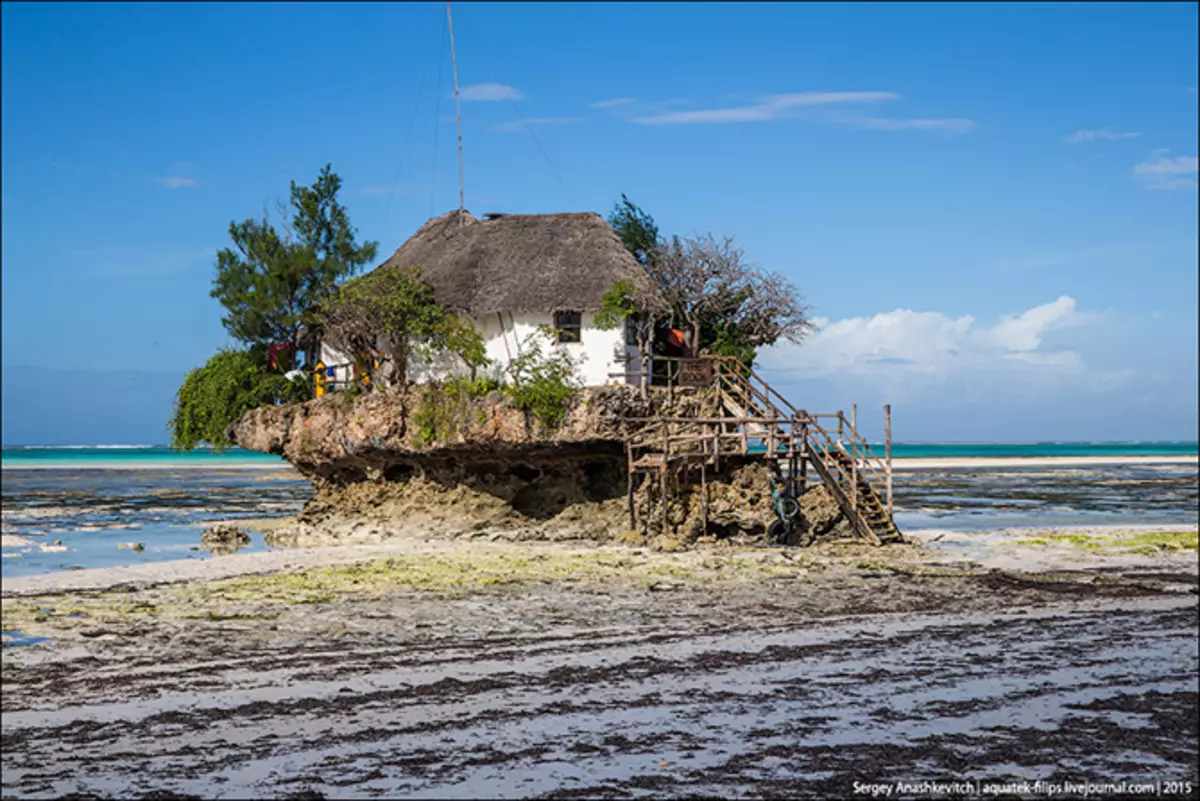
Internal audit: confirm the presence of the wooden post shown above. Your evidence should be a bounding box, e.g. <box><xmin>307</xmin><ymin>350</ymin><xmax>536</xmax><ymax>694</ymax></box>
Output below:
<box><xmin>626</xmin><ymin>441</ymin><xmax>636</xmax><ymax>530</ymax></box>
<box><xmin>850</xmin><ymin>405</ymin><xmax>858</xmax><ymax>513</ymax></box>
<box><xmin>798</xmin><ymin>420</ymin><xmax>809</xmax><ymax>494</ymax></box>
<box><xmin>700</xmin><ymin>460</ymin><xmax>708</xmax><ymax>535</ymax></box>
<box><xmin>659</xmin><ymin>465</ymin><xmax>668</xmax><ymax>534</ymax></box>
<box><xmin>884</xmin><ymin>403</ymin><xmax>893</xmax><ymax>517</ymax></box>
<box><xmin>661</xmin><ymin>426</ymin><xmax>670</xmax><ymax>534</ymax></box>
<box><xmin>712</xmin><ymin>428</ymin><xmax>720</xmax><ymax>474</ymax></box>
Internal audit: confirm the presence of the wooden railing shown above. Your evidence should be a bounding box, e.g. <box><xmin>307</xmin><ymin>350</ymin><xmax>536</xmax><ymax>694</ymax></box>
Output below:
<box><xmin>795</xmin><ymin>423</ymin><xmax>881</xmax><ymax>545</ymax></box>
<box><xmin>617</xmin><ymin>350</ymin><xmax>898</xmax><ymax>539</ymax></box>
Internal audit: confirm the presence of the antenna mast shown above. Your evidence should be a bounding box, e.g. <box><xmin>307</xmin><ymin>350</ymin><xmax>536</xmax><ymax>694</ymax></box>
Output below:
<box><xmin>446</xmin><ymin>1</ymin><xmax>464</xmax><ymax>213</ymax></box>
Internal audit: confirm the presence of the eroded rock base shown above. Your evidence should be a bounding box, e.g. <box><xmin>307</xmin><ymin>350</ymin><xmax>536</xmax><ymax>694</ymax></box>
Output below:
<box><xmin>264</xmin><ymin>453</ymin><xmax>857</xmax><ymax>551</ymax></box>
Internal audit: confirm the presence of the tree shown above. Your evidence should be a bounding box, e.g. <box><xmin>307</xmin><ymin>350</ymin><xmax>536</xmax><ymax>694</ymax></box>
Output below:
<box><xmin>607</xmin><ymin>196</ymin><xmax>815</xmax><ymax>366</ymax></box>
<box><xmin>318</xmin><ymin>265</ymin><xmax>489</xmax><ymax>386</ymax></box>
<box><xmin>210</xmin><ymin>164</ymin><xmax>379</xmax><ymax>359</ymax></box>
<box><xmin>652</xmin><ymin>233</ymin><xmax>815</xmax><ymax>358</ymax></box>
<box><xmin>504</xmin><ymin>327</ymin><xmax>581</xmax><ymax>429</ymax></box>
<box><xmin>607</xmin><ymin>193</ymin><xmax>660</xmax><ymax>269</ymax></box>
<box><xmin>170</xmin><ymin>348</ymin><xmax>309</xmax><ymax>452</ymax></box>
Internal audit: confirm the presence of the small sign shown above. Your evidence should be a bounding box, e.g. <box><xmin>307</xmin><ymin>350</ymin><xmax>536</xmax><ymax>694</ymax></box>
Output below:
<box><xmin>677</xmin><ymin>358</ymin><xmax>712</xmax><ymax>387</ymax></box>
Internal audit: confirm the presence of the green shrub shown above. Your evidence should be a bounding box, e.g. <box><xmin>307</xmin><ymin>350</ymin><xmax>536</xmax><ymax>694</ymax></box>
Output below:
<box><xmin>595</xmin><ymin>279</ymin><xmax>638</xmax><ymax>330</ymax></box>
<box><xmin>445</xmin><ymin>375</ymin><xmax>503</xmax><ymax>399</ymax></box>
<box><xmin>320</xmin><ymin>265</ymin><xmax>489</xmax><ymax>387</ymax></box>
<box><xmin>504</xmin><ymin>328</ymin><xmax>581</xmax><ymax>430</ymax></box>
<box><xmin>170</xmin><ymin>348</ymin><xmax>310</xmax><ymax>452</ymax></box>
<box><xmin>411</xmin><ymin>376</ymin><xmax>504</xmax><ymax>447</ymax></box>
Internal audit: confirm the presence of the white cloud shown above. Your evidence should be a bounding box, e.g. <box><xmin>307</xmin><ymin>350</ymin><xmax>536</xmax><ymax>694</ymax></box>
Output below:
<box><xmin>1132</xmin><ymin>153</ymin><xmax>1199</xmax><ymax>190</ymax></box>
<box><xmin>751</xmin><ymin>298</ymin><xmax>1193</xmax><ymax>441</ymax></box>
<box><xmin>757</xmin><ymin>296</ymin><xmax>1105</xmax><ymax>388</ymax></box>
<box><xmin>154</xmin><ymin>176</ymin><xmax>197</xmax><ymax>189</ymax></box>
<box><xmin>1066</xmin><ymin>129</ymin><xmax>1141</xmax><ymax>143</ymax></box>
<box><xmin>843</xmin><ymin>116</ymin><xmax>976</xmax><ymax>133</ymax></box>
<box><xmin>627</xmin><ymin>92</ymin><xmax>974</xmax><ymax>133</ymax></box>
<box><xmin>632</xmin><ymin>91</ymin><xmax>901</xmax><ymax>125</ymax></box>
<box><xmin>457</xmin><ymin>83</ymin><xmax>523</xmax><ymax>102</ymax></box>
<box><xmin>490</xmin><ymin>117</ymin><xmax>581</xmax><ymax>133</ymax></box>
<box><xmin>589</xmin><ymin>97</ymin><xmax>636</xmax><ymax>109</ymax></box>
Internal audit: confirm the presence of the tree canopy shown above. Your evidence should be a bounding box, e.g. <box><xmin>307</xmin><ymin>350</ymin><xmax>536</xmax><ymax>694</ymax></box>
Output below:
<box><xmin>170</xmin><ymin>347</ymin><xmax>309</xmax><ymax>452</ymax></box>
<box><xmin>172</xmin><ymin>164</ymin><xmax>375</xmax><ymax>451</ymax></box>
<box><xmin>607</xmin><ymin>196</ymin><xmax>815</xmax><ymax>365</ymax></box>
<box><xmin>210</xmin><ymin>164</ymin><xmax>379</xmax><ymax>354</ymax></box>
<box><xmin>607</xmin><ymin>193</ymin><xmax>661</xmax><ymax>269</ymax></box>
<box><xmin>318</xmin><ymin>265</ymin><xmax>488</xmax><ymax>386</ymax></box>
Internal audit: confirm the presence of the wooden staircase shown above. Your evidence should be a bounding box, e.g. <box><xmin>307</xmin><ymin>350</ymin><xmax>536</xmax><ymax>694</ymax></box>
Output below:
<box><xmin>623</xmin><ymin>356</ymin><xmax>902</xmax><ymax>545</ymax></box>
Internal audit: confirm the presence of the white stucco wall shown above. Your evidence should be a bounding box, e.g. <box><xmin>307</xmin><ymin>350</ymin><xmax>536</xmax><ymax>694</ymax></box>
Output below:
<box><xmin>319</xmin><ymin>311</ymin><xmax>636</xmax><ymax>389</ymax></box>
<box><xmin>316</xmin><ymin>342</ymin><xmax>356</xmax><ymax>388</ymax></box>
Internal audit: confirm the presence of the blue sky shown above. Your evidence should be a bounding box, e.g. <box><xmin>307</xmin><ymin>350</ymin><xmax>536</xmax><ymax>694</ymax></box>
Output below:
<box><xmin>2</xmin><ymin>2</ymin><xmax>1196</xmax><ymax>445</ymax></box>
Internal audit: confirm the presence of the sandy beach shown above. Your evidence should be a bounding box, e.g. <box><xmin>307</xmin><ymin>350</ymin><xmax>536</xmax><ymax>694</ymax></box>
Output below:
<box><xmin>2</xmin><ymin>524</ymin><xmax>1196</xmax><ymax>799</ymax></box>
<box><xmin>2</xmin><ymin>457</ymin><xmax>1196</xmax><ymax>798</ymax></box>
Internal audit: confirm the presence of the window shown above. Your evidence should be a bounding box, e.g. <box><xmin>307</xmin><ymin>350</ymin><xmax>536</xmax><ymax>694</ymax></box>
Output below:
<box><xmin>625</xmin><ymin>314</ymin><xmax>641</xmax><ymax>345</ymax></box>
<box><xmin>554</xmin><ymin>310</ymin><xmax>582</xmax><ymax>343</ymax></box>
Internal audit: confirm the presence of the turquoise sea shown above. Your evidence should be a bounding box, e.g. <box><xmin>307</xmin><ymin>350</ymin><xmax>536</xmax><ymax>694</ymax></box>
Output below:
<box><xmin>2</xmin><ymin>442</ymin><xmax>1196</xmax><ymax>469</ymax></box>
<box><xmin>2</xmin><ymin>446</ymin><xmax>287</xmax><ymax>469</ymax></box>
<box><xmin>1</xmin><ymin>442</ymin><xmax>1196</xmax><ymax>581</ymax></box>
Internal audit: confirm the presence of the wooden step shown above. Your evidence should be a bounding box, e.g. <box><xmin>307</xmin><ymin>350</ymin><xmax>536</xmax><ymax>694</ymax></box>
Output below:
<box><xmin>631</xmin><ymin>454</ymin><xmax>667</xmax><ymax>470</ymax></box>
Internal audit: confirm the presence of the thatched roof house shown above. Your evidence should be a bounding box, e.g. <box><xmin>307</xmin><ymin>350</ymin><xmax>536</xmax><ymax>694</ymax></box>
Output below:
<box><xmin>317</xmin><ymin>209</ymin><xmax>666</xmax><ymax>389</ymax></box>
<box><xmin>374</xmin><ymin>209</ymin><xmax>666</xmax><ymax>316</ymax></box>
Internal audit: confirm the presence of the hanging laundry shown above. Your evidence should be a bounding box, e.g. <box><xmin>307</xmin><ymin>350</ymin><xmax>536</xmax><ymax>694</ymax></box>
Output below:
<box><xmin>268</xmin><ymin>342</ymin><xmax>294</xmax><ymax>370</ymax></box>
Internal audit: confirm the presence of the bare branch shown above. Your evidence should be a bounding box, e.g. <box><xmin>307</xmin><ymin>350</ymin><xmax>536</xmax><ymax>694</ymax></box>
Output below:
<box><xmin>647</xmin><ymin>233</ymin><xmax>814</xmax><ymax>354</ymax></box>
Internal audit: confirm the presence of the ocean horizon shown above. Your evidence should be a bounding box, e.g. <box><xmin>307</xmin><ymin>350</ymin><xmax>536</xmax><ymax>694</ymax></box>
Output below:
<box><xmin>2</xmin><ymin>441</ymin><xmax>1197</xmax><ymax>469</ymax></box>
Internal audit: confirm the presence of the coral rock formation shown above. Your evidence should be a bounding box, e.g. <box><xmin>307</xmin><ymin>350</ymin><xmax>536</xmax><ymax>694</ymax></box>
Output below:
<box><xmin>232</xmin><ymin>385</ymin><xmax>848</xmax><ymax>549</ymax></box>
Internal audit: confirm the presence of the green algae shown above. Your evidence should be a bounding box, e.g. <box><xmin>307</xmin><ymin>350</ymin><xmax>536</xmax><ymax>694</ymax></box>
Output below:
<box><xmin>0</xmin><ymin>548</ymin><xmax>823</xmax><ymax>637</ymax></box>
<box><xmin>1011</xmin><ymin>530</ymin><xmax>1197</xmax><ymax>554</ymax></box>
<box><xmin>1101</xmin><ymin>530</ymin><xmax>1198</xmax><ymax>554</ymax></box>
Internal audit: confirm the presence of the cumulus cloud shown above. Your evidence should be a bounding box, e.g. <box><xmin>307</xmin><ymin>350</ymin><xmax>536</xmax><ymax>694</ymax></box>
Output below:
<box><xmin>757</xmin><ymin>296</ymin><xmax>1104</xmax><ymax>387</ymax></box>
<box><xmin>1066</xmin><ymin>129</ymin><xmax>1141</xmax><ymax>143</ymax></box>
<box><xmin>457</xmin><ymin>83</ymin><xmax>523</xmax><ymax>102</ymax></box>
<box><xmin>753</xmin><ymin>297</ymin><xmax>1192</xmax><ymax>441</ymax></box>
<box><xmin>1132</xmin><ymin>153</ymin><xmax>1199</xmax><ymax>190</ymax></box>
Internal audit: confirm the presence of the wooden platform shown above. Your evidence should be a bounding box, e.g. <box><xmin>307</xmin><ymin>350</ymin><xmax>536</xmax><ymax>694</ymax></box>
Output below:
<box><xmin>621</xmin><ymin>356</ymin><xmax>902</xmax><ymax>545</ymax></box>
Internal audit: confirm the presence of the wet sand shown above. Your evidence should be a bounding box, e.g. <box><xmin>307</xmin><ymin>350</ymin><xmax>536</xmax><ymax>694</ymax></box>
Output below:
<box><xmin>2</xmin><ymin>528</ymin><xmax>1197</xmax><ymax>799</ymax></box>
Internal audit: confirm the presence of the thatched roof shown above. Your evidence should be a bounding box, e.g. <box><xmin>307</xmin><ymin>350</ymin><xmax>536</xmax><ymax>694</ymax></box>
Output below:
<box><xmin>372</xmin><ymin>209</ymin><xmax>668</xmax><ymax>316</ymax></box>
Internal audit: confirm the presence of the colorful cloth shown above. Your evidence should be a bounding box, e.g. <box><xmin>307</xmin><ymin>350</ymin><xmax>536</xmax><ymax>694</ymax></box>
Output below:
<box><xmin>268</xmin><ymin>342</ymin><xmax>294</xmax><ymax>370</ymax></box>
